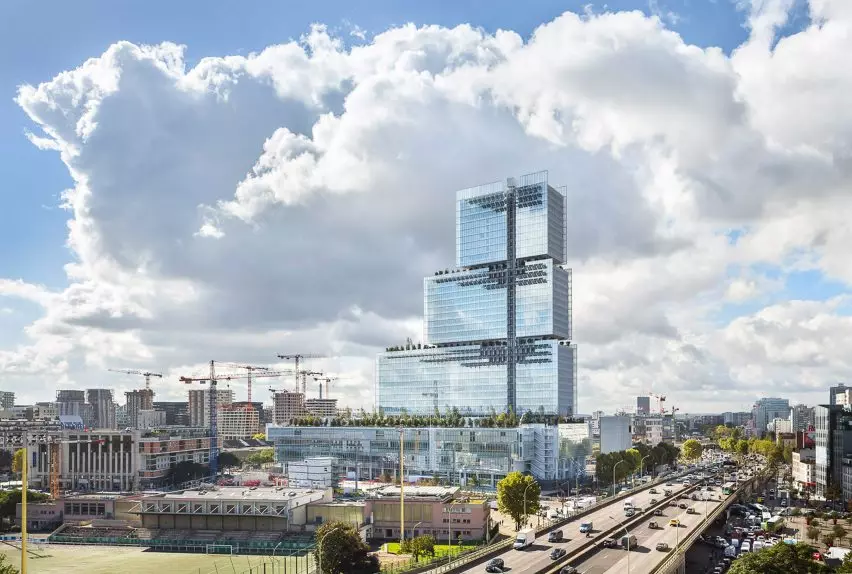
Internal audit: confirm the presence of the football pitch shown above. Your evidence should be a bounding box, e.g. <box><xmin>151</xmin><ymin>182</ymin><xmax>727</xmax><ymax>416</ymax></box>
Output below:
<box><xmin>0</xmin><ymin>544</ymin><xmax>316</xmax><ymax>574</ymax></box>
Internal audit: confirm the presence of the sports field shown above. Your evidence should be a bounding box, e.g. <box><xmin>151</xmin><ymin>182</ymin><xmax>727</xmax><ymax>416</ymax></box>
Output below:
<box><xmin>0</xmin><ymin>544</ymin><xmax>315</xmax><ymax>574</ymax></box>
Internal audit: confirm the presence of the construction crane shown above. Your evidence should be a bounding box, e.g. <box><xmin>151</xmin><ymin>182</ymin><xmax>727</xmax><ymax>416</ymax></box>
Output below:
<box><xmin>180</xmin><ymin>361</ymin><xmax>293</xmax><ymax>481</ymax></box>
<box><xmin>647</xmin><ymin>391</ymin><xmax>666</xmax><ymax>414</ymax></box>
<box><xmin>109</xmin><ymin>368</ymin><xmax>163</xmax><ymax>390</ymax></box>
<box><xmin>214</xmin><ymin>363</ymin><xmax>271</xmax><ymax>404</ymax></box>
<box><xmin>276</xmin><ymin>353</ymin><xmax>325</xmax><ymax>393</ymax></box>
<box><xmin>312</xmin><ymin>375</ymin><xmax>338</xmax><ymax>399</ymax></box>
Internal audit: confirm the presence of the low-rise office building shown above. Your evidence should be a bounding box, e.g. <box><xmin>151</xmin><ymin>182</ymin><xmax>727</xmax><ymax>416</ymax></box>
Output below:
<box><xmin>364</xmin><ymin>485</ymin><xmax>489</xmax><ymax>541</ymax></box>
<box><xmin>268</xmin><ymin>422</ymin><xmax>592</xmax><ymax>486</ymax></box>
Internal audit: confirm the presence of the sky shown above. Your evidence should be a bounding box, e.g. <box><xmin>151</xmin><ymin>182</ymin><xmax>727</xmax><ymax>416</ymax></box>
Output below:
<box><xmin>1</xmin><ymin>0</ymin><xmax>851</xmax><ymax>415</ymax></box>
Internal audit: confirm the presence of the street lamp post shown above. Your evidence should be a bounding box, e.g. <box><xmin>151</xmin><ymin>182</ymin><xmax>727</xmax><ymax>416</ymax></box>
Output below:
<box><xmin>640</xmin><ymin>455</ymin><xmax>651</xmax><ymax>481</ymax></box>
<box><xmin>523</xmin><ymin>482</ymin><xmax>534</xmax><ymax>528</ymax></box>
<box><xmin>613</xmin><ymin>460</ymin><xmax>626</xmax><ymax>498</ymax></box>
<box><xmin>317</xmin><ymin>525</ymin><xmax>343</xmax><ymax>574</ymax></box>
<box><xmin>609</xmin><ymin>515</ymin><xmax>631</xmax><ymax>574</ymax></box>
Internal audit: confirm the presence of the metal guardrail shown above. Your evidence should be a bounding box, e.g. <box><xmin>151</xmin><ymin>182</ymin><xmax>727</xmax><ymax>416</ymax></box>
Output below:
<box><xmin>650</xmin><ymin>468</ymin><xmax>768</xmax><ymax>574</ymax></box>
<box><xmin>538</xmin><ymin>483</ymin><xmax>704</xmax><ymax>574</ymax></box>
<box><xmin>424</xmin><ymin>470</ymin><xmax>688</xmax><ymax>574</ymax></box>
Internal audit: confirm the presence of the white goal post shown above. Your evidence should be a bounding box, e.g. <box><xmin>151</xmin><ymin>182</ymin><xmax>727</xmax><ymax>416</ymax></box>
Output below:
<box><xmin>205</xmin><ymin>544</ymin><xmax>235</xmax><ymax>555</ymax></box>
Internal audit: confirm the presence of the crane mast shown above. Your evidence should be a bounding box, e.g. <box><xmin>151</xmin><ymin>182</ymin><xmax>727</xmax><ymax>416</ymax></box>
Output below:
<box><xmin>180</xmin><ymin>361</ymin><xmax>292</xmax><ymax>482</ymax></box>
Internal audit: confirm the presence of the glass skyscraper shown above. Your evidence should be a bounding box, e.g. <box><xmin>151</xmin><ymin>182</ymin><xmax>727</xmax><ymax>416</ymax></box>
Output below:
<box><xmin>376</xmin><ymin>170</ymin><xmax>577</xmax><ymax>416</ymax></box>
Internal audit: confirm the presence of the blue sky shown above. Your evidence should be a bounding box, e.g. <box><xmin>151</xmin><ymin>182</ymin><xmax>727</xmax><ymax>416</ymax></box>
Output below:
<box><xmin>0</xmin><ymin>0</ymin><xmax>752</xmax><ymax>290</ymax></box>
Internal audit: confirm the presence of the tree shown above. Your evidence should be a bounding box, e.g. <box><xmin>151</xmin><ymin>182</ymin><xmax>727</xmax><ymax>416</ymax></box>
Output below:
<box><xmin>623</xmin><ymin>448</ymin><xmax>641</xmax><ymax>473</ymax></box>
<box><xmin>497</xmin><ymin>472</ymin><xmax>541</xmax><ymax>530</ymax></box>
<box><xmin>680</xmin><ymin>439</ymin><xmax>703</xmax><ymax>462</ymax></box>
<box><xmin>735</xmin><ymin>440</ymin><xmax>749</xmax><ymax>458</ymax></box>
<box><xmin>834</xmin><ymin>525</ymin><xmax>848</xmax><ymax>545</ymax></box>
<box><xmin>0</xmin><ymin>489</ymin><xmax>50</xmax><ymax>522</ymax></box>
<box><xmin>728</xmin><ymin>542</ymin><xmax>830</xmax><ymax>574</ymax></box>
<box><xmin>807</xmin><ymin>526</ymin><xmax>820</xmax><ymax>543</ymax></box>
<box><xmin>838</xmin><ymin>550</ymin><xmax>852</xmax><ymax>573</ymax></box>
<box><xmin>410</xmin><ymin>534</ymin><xmax>436</xmax><ymax>560</ymax></box>
<box><xmin>822</xmin><ymin>533</ymin><xmax>836</xmax><ymax>548</ymax></box>
<box><xmin>251</xmin><ymin>433</ymin><xmax>266</xmax><ymax>441</ymax></box>
<box><xmin>11</xmin><ymin>450</ymin><xmax>24</xmax><ymax>474</ymax></box>
<box><xmin>0</xmin><ymin>553</ymin><xmax>19</xmax><ymax>574</ymax></box>
<box><xmin>245</xmin><ymin>448</ymin><xmax>274</xmax><ymax>466</ymax></box>
<box><xmin>217</xmin><ymin>451</ymin><xmax>242</xmax><ymax>469</ymax></box>
<box><xmin>314</xmin><ymin>521</ymin><xmax>379</xmax><ymax>574</ymax></box>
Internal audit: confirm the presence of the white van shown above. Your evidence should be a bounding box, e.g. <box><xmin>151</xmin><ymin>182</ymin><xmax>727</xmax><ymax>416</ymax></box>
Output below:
<box><xmin>740</xmin><ymin>541</ymin><xmax>751</xmax><ymax>554</ymax></box>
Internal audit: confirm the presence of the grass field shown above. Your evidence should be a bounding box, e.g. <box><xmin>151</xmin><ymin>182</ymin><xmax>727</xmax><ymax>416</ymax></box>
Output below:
<box><xmin>384</xmin><ymin>542</ymin><xmax>476</xmax><ymax>557</ymax></box>
<box><xmin>0</xmin><ymin>544</ymin><xmax>316</xmax><ymax>574</ymax></box>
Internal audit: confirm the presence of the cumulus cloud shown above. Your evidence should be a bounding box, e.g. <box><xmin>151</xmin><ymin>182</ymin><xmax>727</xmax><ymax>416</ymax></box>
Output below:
<box><xmin>5</xmin><ymin>3</ymin><xmax>852</xmax><ymax>412</ymax></box>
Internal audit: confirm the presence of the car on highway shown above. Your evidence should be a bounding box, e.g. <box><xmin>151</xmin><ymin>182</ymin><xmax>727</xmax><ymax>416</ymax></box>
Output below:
<box><xmin>656</xmin><ymin>542</ymin><xmax>670</xmax><ymax>551</ymax></box>
<box><xmin>679</xmin><ymin>503</ymin><xmax>688</xmax><ymax>509</ymax></box>
<box><xmin>559</xmin><ymin>567</ymin><xmax>578</xmax><ymax>574</ymax></box>
<box><xmin>650</xmin><ymin>498</ymin><xmax>658</xmax><ymax>505</ymax></box>
<box><xmin>654</xmin><ymin>509</ymin><xmax>663</xmax><ymax>516</ymax></box>
<box><xmin>600</xmin><ymin>538</ymin><xmax>618</xmax><ymax>548</ymax></box>
<box><xmin>649</xmin><ymin>521</ymin><xmax>659</xmax><ymax>529</ymax></box>
<box><xmin>669</xmin><ymin>519</ymin><xmax>681</xmax><ymax>527</ymax></box>
<box><xmin>649</xmin><ymin>488</ymin><xmax>658</xmax><ymax>494</ymax></box>
<box><xmin>687</xmin><ymin>508</ymin><xmax>698</xmax><ymax>515</ymax></box>
<box><xmin>548</xmin><ymin>530</ymin><xmax>564</xmax><ymax>543</ymax></box>
<box><xmin>485</xmin><ymin>558</ymin><xmax>505</xmax><ymax>573</ymax></box>
<box><xmin>550</xmin><ymin>548</ymin><xmax>567</xmax><ymax>560</ymax></box>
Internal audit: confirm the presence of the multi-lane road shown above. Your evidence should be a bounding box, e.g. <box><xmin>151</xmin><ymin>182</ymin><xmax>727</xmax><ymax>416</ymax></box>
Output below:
<box><xmin>457</xmin><ymin>480</ymin><xmax>693</xmax><ymax>574</ymax></box>
<box><xmin>568</xmin><ymin>488</ymin><xmax>733</xmax><ymax>574</ymax></box>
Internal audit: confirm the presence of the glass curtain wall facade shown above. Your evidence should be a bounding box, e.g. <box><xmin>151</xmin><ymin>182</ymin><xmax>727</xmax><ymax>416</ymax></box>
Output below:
<box><xmin>377</xmin><ymin>170</ymin><xmax>576</xmax><ymax>417</ymax></box>
<box><xmin>268</xmin><ymin>426</ymin><xmax>526</xmax><ymax>486</ymax></box>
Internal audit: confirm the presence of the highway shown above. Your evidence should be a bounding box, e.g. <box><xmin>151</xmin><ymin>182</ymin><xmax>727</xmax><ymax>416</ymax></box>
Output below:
<box><xmin>568</xmin><ymin>488</ymin><xmax>733</xmax><ymax>574</ymax></box>
<box><xmin>458</xmin><ymin>480</ymin><xmax>692</xmax><ymax>574</ymax></box>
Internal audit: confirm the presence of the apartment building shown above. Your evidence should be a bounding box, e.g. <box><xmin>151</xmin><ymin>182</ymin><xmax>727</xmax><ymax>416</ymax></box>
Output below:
<box><xmin>188</xmin><ymin>389</ymin><xmax>234</xmax><ymax>428</ymax></box>
<box><xmin>24</xmin><ymin>426</ymin><xmax>213</xmax><ymax>491</ymax></box>
<box><xmin>217</xmin><ymin>406</ymin><xmax>260</xmax><ymax>440</ymax></box>
<box><xmin>272</xmin><ymin>390</ymin><xmax>305</xmax><ymax>424</ymax></box>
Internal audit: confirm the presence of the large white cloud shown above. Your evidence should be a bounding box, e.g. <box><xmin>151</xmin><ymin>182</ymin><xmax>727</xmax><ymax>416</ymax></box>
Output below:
<box><xmin>4</xmin><ymin>2</ymin><xmax>852</xmax><ymax>414</ymax></box>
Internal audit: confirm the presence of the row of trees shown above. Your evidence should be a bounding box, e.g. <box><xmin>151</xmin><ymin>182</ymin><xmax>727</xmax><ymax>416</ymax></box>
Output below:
<box><xmin>728</xmin><ymin>541</ymin><xmax>831</xmax><ymax>573</ymax></box>
<box><xmin>595</xmin><ymin>442</ymin><xmax>681</xmax><ymax>486</ymax></box>
<box><xmin>293</xmin><ymin>408</ymin><xmax>589</xmax><ymax>429</ymax></box>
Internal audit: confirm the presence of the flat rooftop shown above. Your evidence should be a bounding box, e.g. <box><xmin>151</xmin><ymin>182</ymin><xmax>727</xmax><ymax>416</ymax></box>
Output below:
<box><xmin>373</xmin><ymin>485</ymin><xmax>460</xmax><ymax>499</ymax></box>
<box><xmin>145</xmin><ymin>486</ymin><xmax>327</xmax><ymax>504</ymax></box>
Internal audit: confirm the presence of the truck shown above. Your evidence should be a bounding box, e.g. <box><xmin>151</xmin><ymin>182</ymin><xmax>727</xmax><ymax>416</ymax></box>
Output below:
<box><xmin>827</xmin><ymin>547</ymin><xmax>852</xmax><ymax>561</ymax></box>
<box><xmin>623</xmin><ymin>498</ymin><xmax>634</xmax><ymax>511</ymax></box>
<box><xmin>579</xmin><ymin>521</ymin><xmax>593</xmax><ymax>534</ymax></box>
<box><xmin>620</xmin><ymin>534</ymin><xmax>638</xmax><ymax>550</ymax></box>
<box><xmin>513</xmin><ymin>528</ymin><xmax>536</xmax><ymax>550</ymax></box>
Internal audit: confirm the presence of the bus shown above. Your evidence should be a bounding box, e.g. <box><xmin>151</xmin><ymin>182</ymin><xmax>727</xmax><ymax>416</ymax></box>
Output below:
<box><xmin>722</xmin><ymin>482</ymin><xmax>736</xmax><ymax>495</ymax></box>
<box><xmin>762</xmin><ymin>515</ymin><xmax>784</xmax><ymax>533</ymax></box>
